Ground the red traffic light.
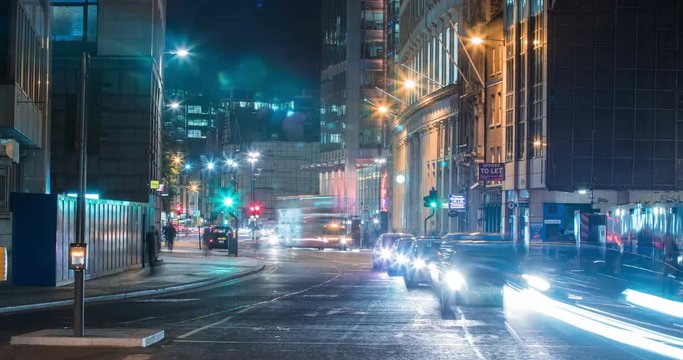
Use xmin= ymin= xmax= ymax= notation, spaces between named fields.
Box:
xmin=176 ymin=205 xmax=182 ymax=212
xmin=254 ymin=205 xmax=260 ymax=211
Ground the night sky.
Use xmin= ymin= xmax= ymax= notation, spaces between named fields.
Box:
xmin=166 ymin=0 xmax=322 ymax=96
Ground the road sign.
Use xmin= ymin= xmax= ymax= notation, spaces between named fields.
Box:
xmin=506 ymin=201 xmax=517 ymax=210
xmin=448 ymin=193 xmax=466 ymax=211
xmin=479 ymin=163 xmax=505 ymax=181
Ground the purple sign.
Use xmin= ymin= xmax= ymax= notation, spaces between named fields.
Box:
xmin=479 ymin=163 xmax=505 ymax=181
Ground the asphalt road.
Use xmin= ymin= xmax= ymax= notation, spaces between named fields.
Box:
xmin=0 ymin=247 xmax=671 ymax=360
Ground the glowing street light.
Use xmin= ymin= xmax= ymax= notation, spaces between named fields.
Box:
xmin=247 ymin=151 xmax=260 ymax=159
xmin=184 ymin=163 xmax=192 ymax=170
xmin=378 ymin=106 xmax=388 ymax=114
xmin=395 ymin=174 xmax=406 ymax=184
xmin=172 ymin=155 xmax=182 ymax=166
xmin=404 ymin=79 xmax=417 ymax=89
xmin=225 ymin=159 xmax=238 ymax=168
xmin=169 ymin=102 xmax=180 ymax=110
xmin=206 ymin=161 xmax=215 ymax=171
xmin=470 ymin=36 xmax=484 ymax=45
xmin=188 ymin=184 xmax=199 ymax=192
xmin=174 ymin=48 xmax=190 ymax=58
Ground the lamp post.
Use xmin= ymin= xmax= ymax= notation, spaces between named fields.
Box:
xmin=247 ymin=152 xmax=260 ymax=241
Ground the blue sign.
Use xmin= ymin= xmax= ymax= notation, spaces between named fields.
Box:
xmin=449 ymin=193 xmax=466 ymax=211
xmin=479 ymin=163 xmax=505 ymax=181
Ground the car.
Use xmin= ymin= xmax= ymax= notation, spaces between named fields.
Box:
xmin=208 ymin=225 xmax=233 ymax=250
xmin=403 ymin=236 xmax=442 ymax=289
xmin=372 ymin=233 xmax=415 ymax=270
xmin=387 ymin=237 xmax=414 ymax=276
xmin=429 ymin=233 xmax=517 ymax=318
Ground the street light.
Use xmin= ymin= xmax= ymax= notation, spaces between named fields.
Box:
xmin=171 ymin=48 xmax=190 ymax=58
xmin=378 ymin=106 xmax=388 ymax=114
xmin=169 ymin=101 xmax=180 ymax=110
xmin=403 ymin=79 xmax=417 ymax=90
xmin=225 ymin=159 xmax=238 ymax=168
xmin=470 ymin=36 xmax=484 ymax=45
xmin=184 ymin=163 xmax=192 ymax=171
xmin=206 ymin=161 xmax=215 ymax=171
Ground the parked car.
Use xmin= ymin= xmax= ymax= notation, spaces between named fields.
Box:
xmin=207 ymin=225 xmax=233 ymax=250
xmin=430 ymin=233 xmax=517 ymax=318
xmin=387 ymin=237 xmax=415 ymax=276
xmin=403 ymin=236 xmax=442 ymax=289
xmin=372 ymin=233 xmax=415 ymax=270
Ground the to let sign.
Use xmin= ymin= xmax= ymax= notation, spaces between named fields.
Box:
xmin=479 ymin=163 xmax=505 ymax=181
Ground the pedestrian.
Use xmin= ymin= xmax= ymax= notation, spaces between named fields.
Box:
xmin=164 ymin=223 xmax=177 ymax=252
xmin=145 ymin=226 xmax=157 ymax=271
xmin=202 ymin=226 xmax=211 ymax=257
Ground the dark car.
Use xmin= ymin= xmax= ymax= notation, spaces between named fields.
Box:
xmin=403 ymin=236 xmax=442 ymax=289
xmin=387 ymin=237 xmax=414 ymax=276
xmin=208 ymin=225 xmax=233 ymax=250
xmin=430 ymin=233 xmax=517 ymax=318
xmin=372 ymin=233 xmax=414 ymax=270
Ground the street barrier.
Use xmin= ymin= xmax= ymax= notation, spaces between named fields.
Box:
xmin=11 ymin=193 xmax=150 ymax=286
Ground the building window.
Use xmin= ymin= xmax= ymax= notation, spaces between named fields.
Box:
xmin=187 ymin=130 xmax=203 ymax=138
xmin=361 ymin=41 xmax=384 ymax=59
xmin=187 ymin=105 xmax=202 ymax=114
xmin=52 ymin=4 xmax=97 ymax=42
xmin=187 ymin=119 xmax=208 ymax=127
xmin=330 ymin=134 xmax=341 ymax=143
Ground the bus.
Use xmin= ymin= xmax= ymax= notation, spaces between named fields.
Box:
xmin=275 ymin=195 xmax=351 ymax=250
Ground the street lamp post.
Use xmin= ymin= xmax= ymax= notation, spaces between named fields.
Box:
xmin=247 ymin=152 xmax=260 ymax=241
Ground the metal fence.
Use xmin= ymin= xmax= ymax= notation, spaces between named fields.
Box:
xmin=54 ymin=196 xmax=149 ymax=285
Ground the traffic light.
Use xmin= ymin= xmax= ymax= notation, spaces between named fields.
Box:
xmin=423 ymin=188 xmax=438 ymax=209
xmin=248 ymin=203 xmax=263 ymax=217
xmin=176 ymin=204 xmax=183 ymax=213
xmin=223 ymin=196 xmax=235 ymax=208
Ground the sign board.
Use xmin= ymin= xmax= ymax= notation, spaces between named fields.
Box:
xmin=448 ymin=193 xmax=466 ymax=211
xmin=544 ymin=219 xmax=561 ymax=225
xmin=519 ymin=202 xmax=529 ymax=208
xmin=506 ymin=201 xmax=517 ymax=210
xmin=530 ymin=223 xmax=543 ymax=241
xmin=479 ymin=163 xmax=505 ymax=181
xmin=150 ymin=180 xmax=160 ymax=190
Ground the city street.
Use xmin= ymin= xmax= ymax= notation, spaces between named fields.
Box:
xmin=0 ymin=247 xmax=669 ymax=360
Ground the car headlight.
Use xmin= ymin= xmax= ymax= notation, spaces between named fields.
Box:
xmin=380 ymin=249 xmax=392 ymax=260
xmin=521 ymin=274 xmax=550 ymax=291
xmin=445 ymin=271 xmax=466 ymax=291
xmin=268 ymin=234 xmax=278 ymax=244
xmin=413 ymin=258 xmax=426 ymax=269
xmin=397 ymin=254 xmax=408 ymax=264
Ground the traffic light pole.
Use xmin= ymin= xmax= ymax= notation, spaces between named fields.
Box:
xmin=424 ymin=208 xmax=435 ymax=236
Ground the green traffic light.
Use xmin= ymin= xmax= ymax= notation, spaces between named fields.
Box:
xmin=223 ymin=197 xmax=235 ymax=207
xmin=430 ymin=201 xmax=437 ymax=208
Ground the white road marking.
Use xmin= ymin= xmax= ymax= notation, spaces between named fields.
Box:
xmin=177 ymin=316 xmax=234 ymax=339
xmin=120 ymin=316 xmax=158 ymax=324
xmin=505 ymin=321 xmax=525 ymax=347
xmin=133 ymin=298 xmax=199 ymax=303
xmin=457 ymin=308 xmax=487 ymax=360
xmin=176 ymin=266 xmax=343 ymax=338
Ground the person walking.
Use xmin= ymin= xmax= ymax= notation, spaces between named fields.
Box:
xmin=164 ymin=223 xmax=177 ymax=252
xmin=145 ymin=226 xmax=158 ymax=272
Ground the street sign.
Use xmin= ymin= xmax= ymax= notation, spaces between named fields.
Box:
xmin=506 ymin=201 xmax=517 ymax=210
xmin=448 ymin=193 xmax=466 ymax=211
xmin=479 ymin=163 xmax=505 ymax=181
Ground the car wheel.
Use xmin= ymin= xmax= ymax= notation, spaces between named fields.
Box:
xmin=404 ymin=273 xmax=416 ymax=289
xmin=440 ymin=287 xmax=457 ymax=319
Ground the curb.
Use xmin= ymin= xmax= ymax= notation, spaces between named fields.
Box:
xmin=0 ymin=263 xmax=265 ymax=316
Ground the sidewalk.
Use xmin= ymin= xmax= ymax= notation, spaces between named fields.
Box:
xmin=0 ymin=249 xmax=264 ymax=315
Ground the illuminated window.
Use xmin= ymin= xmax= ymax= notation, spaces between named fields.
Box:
xmin=187 ymin=130 xmax=204 ymax=138
xmin=187 ymin=105 xmax=202 ymax=114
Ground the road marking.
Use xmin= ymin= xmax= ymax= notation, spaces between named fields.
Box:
xmin=120 ymin=316 xmax=158 ymax=324
xmin=456 ymin=308 xmax=487 ymax=360
xmin=302 ymin=294 xmax=338 ymax=298
xmin=175 ymin=266 xmax=343 ymax=338
xmin=132 ymin=298 xmax=199 ymax=303
xmin=177 ymin=316 xmax=234 ymax=339
xmin=505 ymin=321 xmax=525 ymax=347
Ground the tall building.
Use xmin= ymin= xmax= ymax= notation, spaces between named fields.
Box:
xmin=50 ymin=1 xmax=165 ymax=212
xmin=503 ymin=0 xmax=683 ymax=243
xmin=223 ymin=142 xmax=320 ymax=222
xmin=318 ymin=0 xmax=386 ymax=220
xmin=0 ymin=0 xmax=51 ymax=278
